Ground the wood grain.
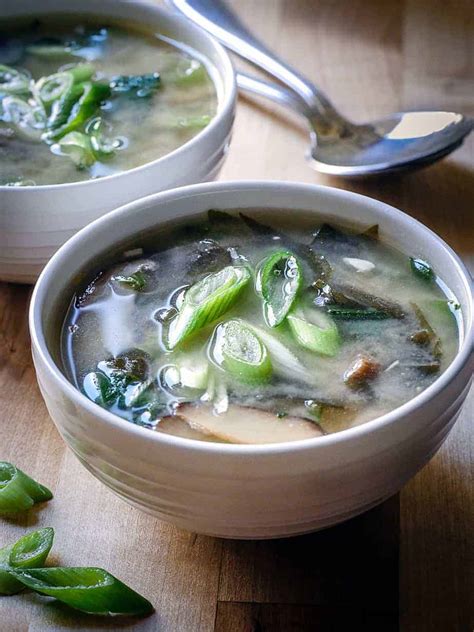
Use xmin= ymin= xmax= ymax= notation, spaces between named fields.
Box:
xmin=1 ymin=1 xmax=472 ymax=630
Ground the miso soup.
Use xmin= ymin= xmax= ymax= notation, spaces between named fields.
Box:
xmin=0 ymin=17 xmax=217 ymax=186
xmin=62 ymin=210 xmax=460 ymax=444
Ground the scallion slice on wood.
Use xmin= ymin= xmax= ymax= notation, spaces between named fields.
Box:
xmin=0 ymin=527 xmax=55 ymax=595
xmin=256 ymin=250 xmax=302 ymax=327
xmin=167 ymin=266 xmax=251 ymax=349
xmin=9 ymin=567 xmax=154 ymax=616
xmin=0 ymin=462 xmax=52 ymax=514
xmin=10 ymin=527 xmax=54 ymax=569
xmin=288 ymin=311 xmax=340 ymax=356
xmin=210 ymin=319 xmax=272 ymax=384
xmin=0 ymin=543 xmax=18 ymax=595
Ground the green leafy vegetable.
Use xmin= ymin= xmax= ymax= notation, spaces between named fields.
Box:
xmin=410 ymin=302 xmax=442 ymax=360
xmin=410 ymin=257 xmax=435 ymax=282
xmin=288 ymin=310 xmax=340 ymax=356
xmin=82 ymin=372 xmax=117 ymax=408
xmin=0 ymin=65 xmax=30 ymax=95
xmin=0 ymin=462 xmax=52 ymax=514
xmin=110 ymin=73 xmax=160 ymax=98
xmin=9 ymin=567 xmax=154 ymax=616
xmin=113 ymin=270 xmax=147 ymax=291
xmin=327 ymin=307 xmax=391 ymax=320
xmin=256 ymin=250 xmax=302 ymax=327
xmin=211 ymin=319 xmax=272 ymax=383
xmin=167 ymin=266 xmax=251 ymax=349
xmin=314 ymin=281 xmax=404 ymax=318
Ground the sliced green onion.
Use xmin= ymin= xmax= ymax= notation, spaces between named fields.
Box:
xmin=47 ymin=81 xmax=111 ymax=140
xmin=174 ymin=115 xmax=211 ymax=130
xmin=0 ymin=542 xmax=17 ymax=594
xmin=288 ymin=311 xmax=340 ymax=356
xmin=9 ymin=567 xmax=154 ymax=616
xmin=86 ymin=116 xmax=122 ymax=158
xmin=0 ymin=462 xmax=53 ymax=514
xmin=35 ymin=72 xmax=73 ymax=108
xmin=46 ymin=82 xmax=85 ymax=131
xmin=410 ymin=257 xmax=435 ymax=282
xmin=1 ymin=96 xmax=45 ymax=141
xmin=0 ymin=65 xmax=31 ymax=95
xmin=67 ymin=63 xmax=95 ymax=84
xmin=167 ymin=266 xmax=251 ymax=349
xmin=211 ymin=319 xmax=272 ymax=384
xmin=170 ymin=59 xmax=207 ymax=85
xmin=82 ymin=372 xmax=117 ymax=408
xmin=256 ymin=250 xmax=302 ymax=327
xmin=0 ymin=527 xmax=55 ymax=594
xmin=112 ymin=270 xmax=146 ymax=291
xmin=9 ymin=527 xmax=54 ymax=568
xmin=58 ymin=131 xmax=95 ymax=168
xmin=249 ymin=323 xmax=311 ymax=384
xmin=110 ymin=73 xmax=160 ymax=98
xmin=26 ymin=40 xmax=74 ymax=59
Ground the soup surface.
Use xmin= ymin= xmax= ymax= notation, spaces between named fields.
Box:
xmin=62 ymin=210 xmax=460 ymax=444
xmin=0 ymin=17 xmax=217 ymax=185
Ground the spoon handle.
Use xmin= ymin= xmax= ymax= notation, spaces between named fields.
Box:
xmin=169 ymin=0 xmax=342 ymax=124
xmin=236 ymin=73 xmax=310 ymax=117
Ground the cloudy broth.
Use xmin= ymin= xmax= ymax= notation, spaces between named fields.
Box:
xmin=0 ymin=17 xmax=217 ymax=185
xmin=62 ymin=210 xmax=460 ymax=444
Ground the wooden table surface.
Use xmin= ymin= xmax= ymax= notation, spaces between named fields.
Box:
xmin=1 ymin=1 xmax=472 ymax=630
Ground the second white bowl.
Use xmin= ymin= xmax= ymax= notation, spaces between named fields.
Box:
xmin=0 ymin=0 xmax=236 ymax=283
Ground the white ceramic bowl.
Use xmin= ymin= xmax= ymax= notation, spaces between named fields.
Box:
xmin=0 ymin=0 xmax=236 ymax=284
xmin=29 ymin=182 xmax=473 ymax=539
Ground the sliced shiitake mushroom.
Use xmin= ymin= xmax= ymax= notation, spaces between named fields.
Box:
xmin=176 ymin=403 xmax=323 ymax=444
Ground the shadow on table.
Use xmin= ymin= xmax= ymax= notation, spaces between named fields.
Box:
xmin=216 ymin=494 xmax=400 ymax=631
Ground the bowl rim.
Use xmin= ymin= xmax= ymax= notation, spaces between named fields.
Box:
xmin=29 ymin=180 xmax=474 ymax=456
xmin=0 ymin=0 xmax=236 ymax=193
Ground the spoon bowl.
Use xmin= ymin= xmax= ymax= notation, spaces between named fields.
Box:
xmin=171 ymin=0 xmax=472 ymax=177
xmin=309 ymin=111 xmax=473 ymax=176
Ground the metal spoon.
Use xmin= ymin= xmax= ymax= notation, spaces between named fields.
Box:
xmin=170 ymin=0 xmax=472 ymax=176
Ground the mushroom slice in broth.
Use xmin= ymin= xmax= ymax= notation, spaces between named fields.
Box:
xmin=176 ymin=404 xmax=324 ymax=444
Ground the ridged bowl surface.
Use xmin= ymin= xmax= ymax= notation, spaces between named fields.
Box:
xmin=30 ymin=182 xmax=473 ymax=538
